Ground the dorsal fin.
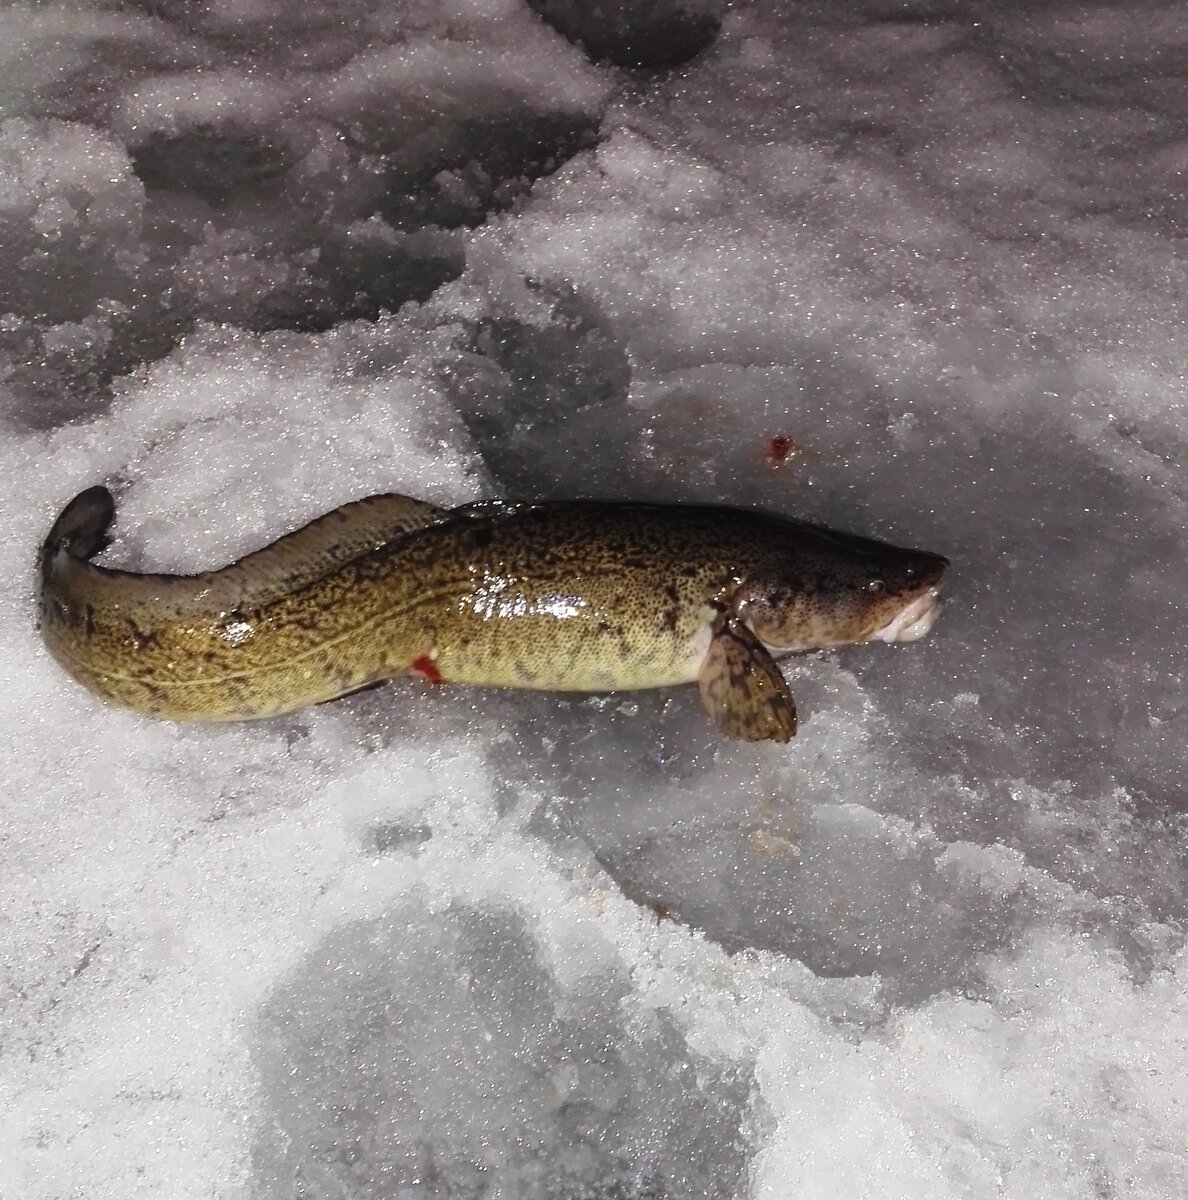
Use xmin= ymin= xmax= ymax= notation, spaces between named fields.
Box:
xmin=226 ymin=492 xmax=449 ymax=595
xmin=38 ymin=488 xmax=452 ymax=616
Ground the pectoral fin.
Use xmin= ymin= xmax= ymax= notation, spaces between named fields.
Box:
xmin=698 ymin=617 xmax=797 ymax=742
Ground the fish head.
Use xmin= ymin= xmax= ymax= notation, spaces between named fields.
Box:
xmin=740 ymin=522 xmax=950 ymax=650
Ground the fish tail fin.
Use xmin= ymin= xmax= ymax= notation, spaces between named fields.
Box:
xmin=42 ymin=486 xmax=116 ymax=564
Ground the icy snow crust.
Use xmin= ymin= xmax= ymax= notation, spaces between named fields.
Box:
xmin=2 ymin=1 xmax=1186 ymax=1197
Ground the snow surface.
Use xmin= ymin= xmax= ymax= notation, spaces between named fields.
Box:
xmin=2 ymin=1 xmax=1186 ymax=1197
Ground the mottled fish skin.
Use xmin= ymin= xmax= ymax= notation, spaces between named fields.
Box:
xmin=37 ymin=489 xmax=949 ymax=736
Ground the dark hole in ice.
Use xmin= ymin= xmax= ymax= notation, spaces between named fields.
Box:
xmin=250 ymin=903 xmax=753 ymax=1199
xmin=124 ymin=108 xmax=597 ymax=338
xmin=1 ymin=306 xmax=190 ymax=432
xmin=381 ymin=111 xmax=600 ymax=231
xmin=132 ymin=126 xmax=297 ymax=205
xmin=249 ymin=230 xmax=466 ymax=334
xmin=590 ymin=821 xmax=1029 ymax=1007
xmin=442 ymin=285 xmax=639 ymax=498
xmin=488 ymin=687 xmax=1030 ymax=1007
xmin=528 ymin=0 xmax=721 ymax=70
xmin=363 ymin=821 xmax=432 ymax=856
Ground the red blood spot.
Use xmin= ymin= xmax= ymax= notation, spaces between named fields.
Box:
xmin=411 ymin=655 xmax=443 ymax=684
xmin=766 ymin=434 xmax=793 ymax=464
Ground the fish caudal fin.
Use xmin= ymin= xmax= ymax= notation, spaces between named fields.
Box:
xmin=42 ymin=486 xmax=116 ymax=563
xmin=698 ymin=616 xmax=797 ymax=742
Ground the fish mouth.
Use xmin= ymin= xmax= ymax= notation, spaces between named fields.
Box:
xmin=870 ymin=588 xmax=944 ymax=644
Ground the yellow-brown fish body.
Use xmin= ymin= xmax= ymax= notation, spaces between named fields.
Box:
xmin=38 ymin=489 xmax=949 ymax=741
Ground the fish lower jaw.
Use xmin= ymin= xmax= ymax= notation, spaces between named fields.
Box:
xmin=870 ymin=589 xmax=943 ymax=644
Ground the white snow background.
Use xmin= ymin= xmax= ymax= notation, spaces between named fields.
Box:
xmin=2 ymin=0 xmax=1186 ymax=1196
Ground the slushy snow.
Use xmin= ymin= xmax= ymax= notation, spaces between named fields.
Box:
xmin=1 ymin=1 xmax=1185 ymax=1197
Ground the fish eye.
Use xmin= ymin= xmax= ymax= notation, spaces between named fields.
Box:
xmin=867 ymin=579 xmax=886 ymax=594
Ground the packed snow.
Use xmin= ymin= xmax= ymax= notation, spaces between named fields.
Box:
xmin=2 ymin=1 xmax=1185 ymax=1197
